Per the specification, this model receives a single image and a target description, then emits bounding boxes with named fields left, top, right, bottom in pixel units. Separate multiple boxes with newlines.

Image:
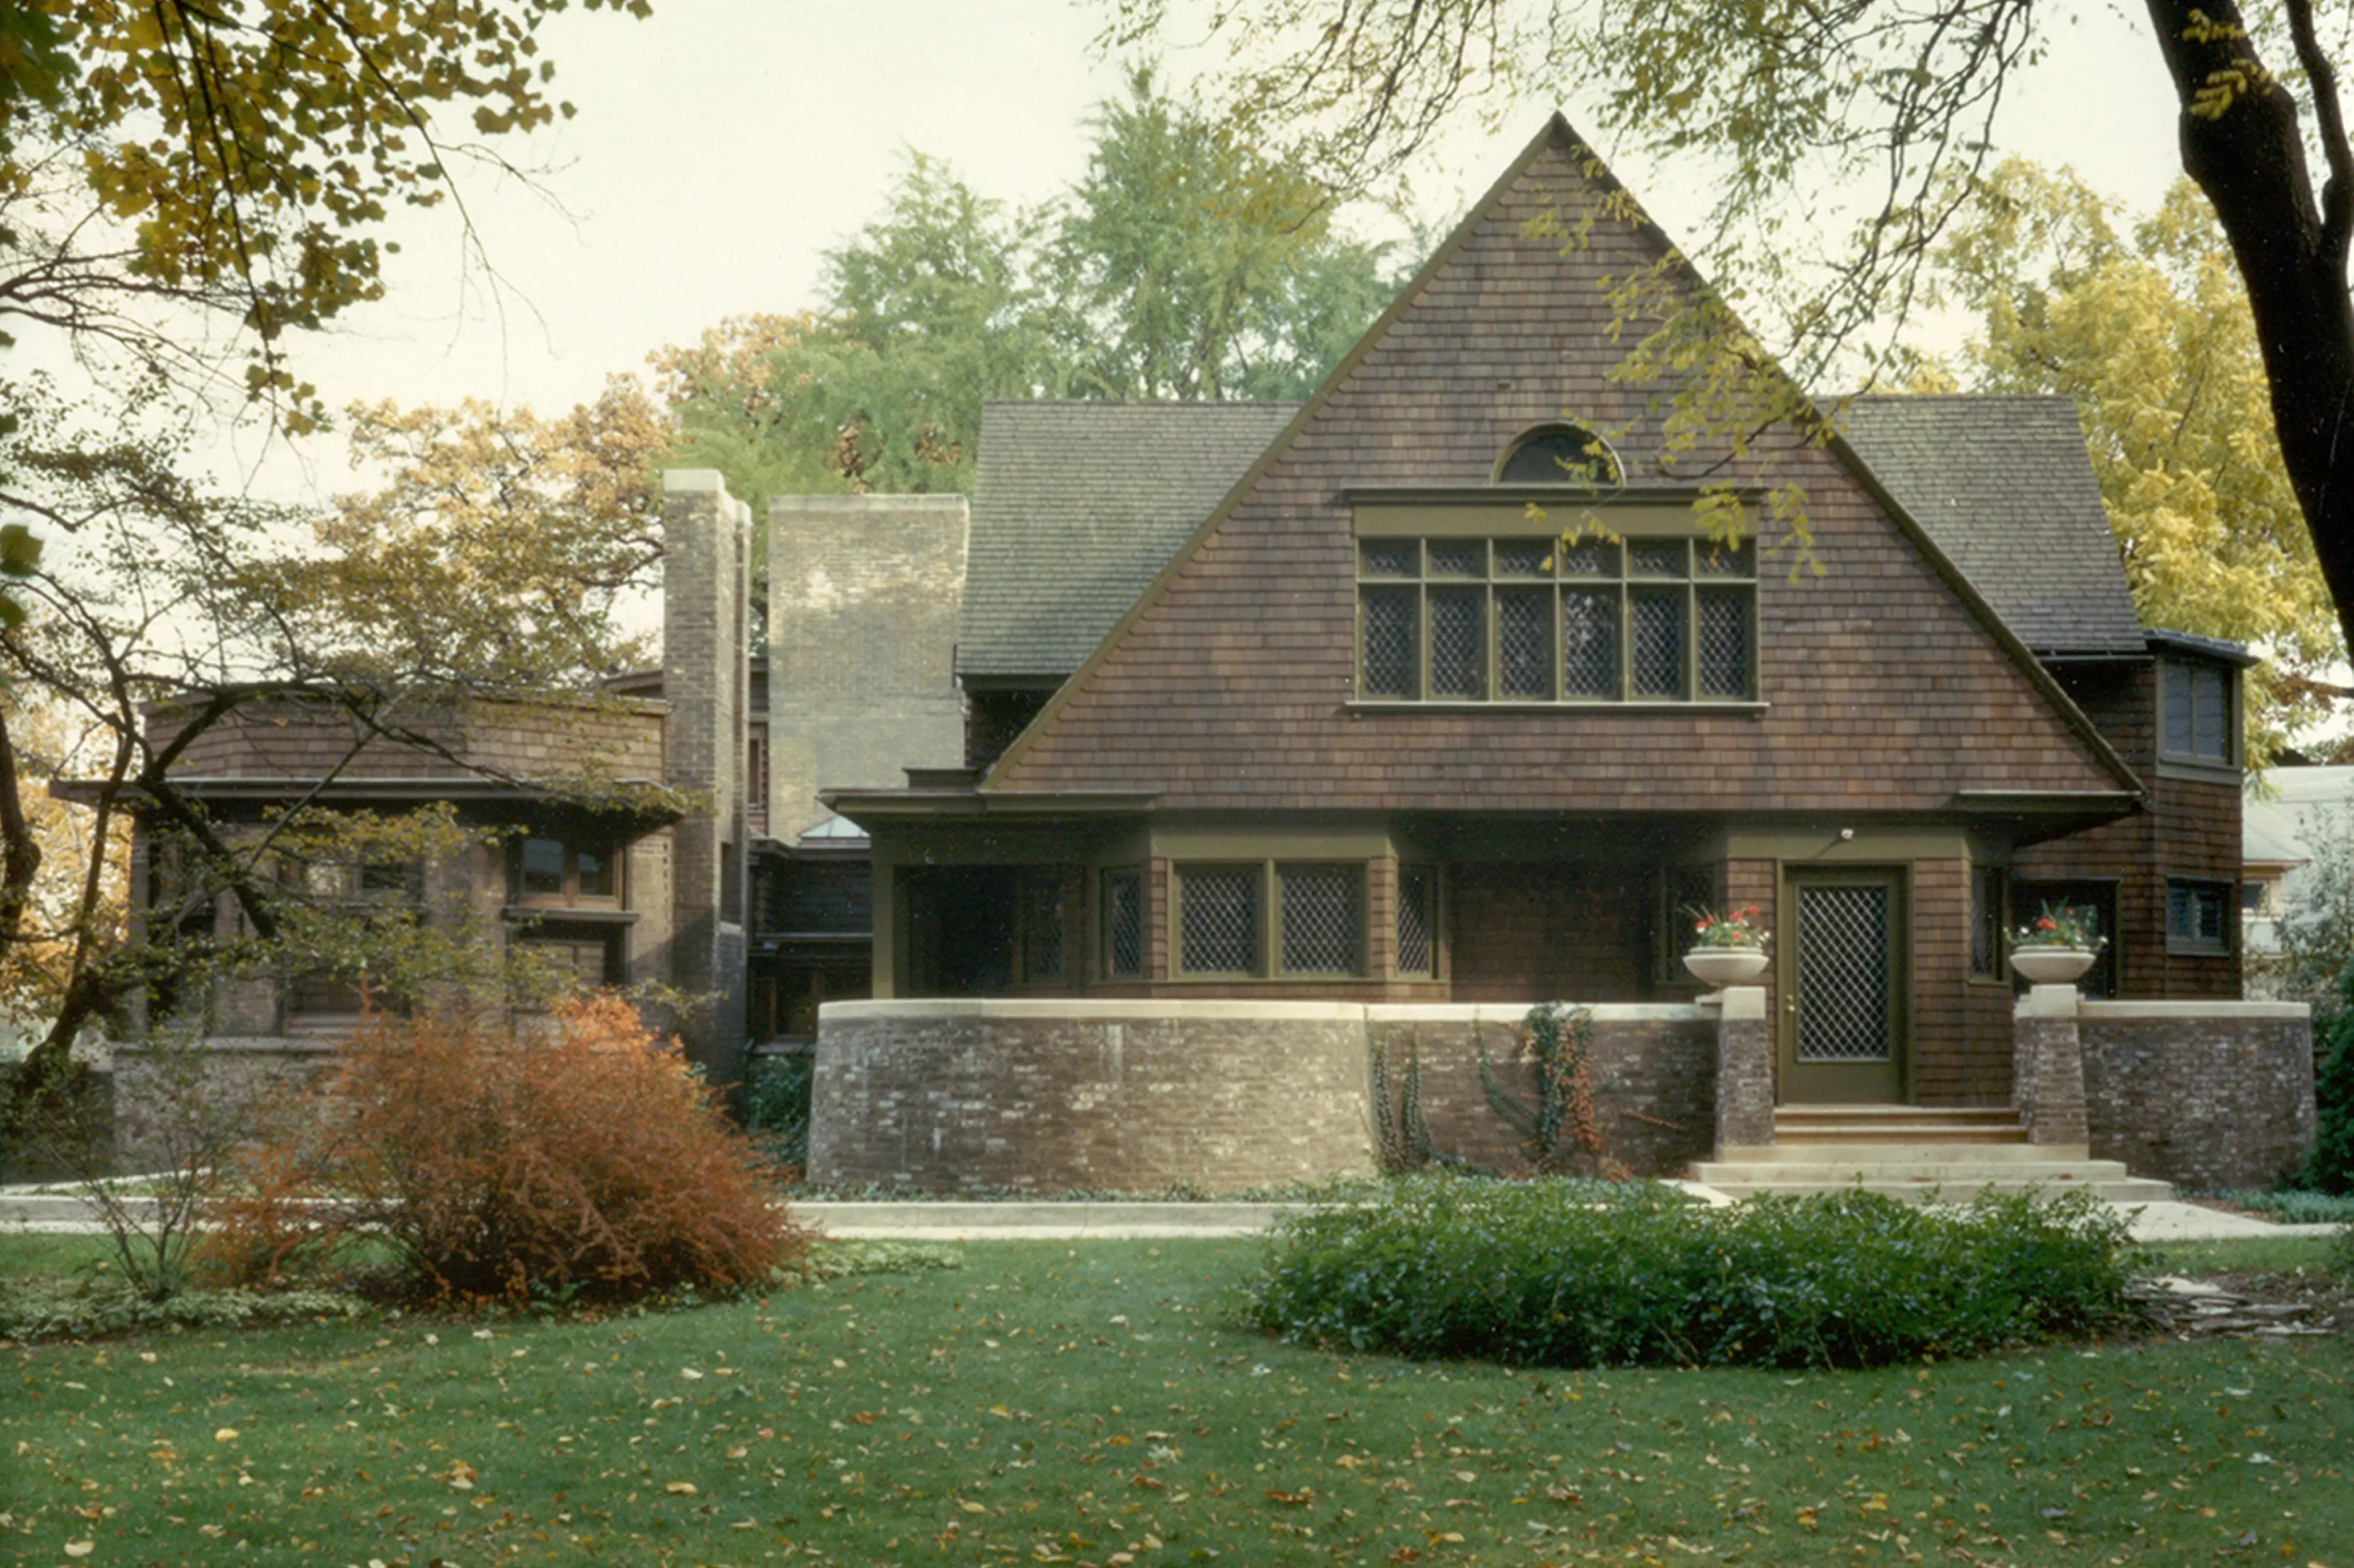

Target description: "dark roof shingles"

left=1839, top=394, right=2146, bottom=655
left=957, top=400, right=1302, bottom=678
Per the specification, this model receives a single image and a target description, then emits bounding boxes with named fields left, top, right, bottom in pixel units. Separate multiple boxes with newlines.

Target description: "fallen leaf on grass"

left=64, top=1544, right=93, bottom=1560
left=666, top=1482, right=697, bottom=1495
left=1266, top=1489, right=1313, bottom=1506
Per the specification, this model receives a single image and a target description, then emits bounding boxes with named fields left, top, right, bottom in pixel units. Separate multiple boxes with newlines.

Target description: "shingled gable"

left=959, top=400, right=1302, bottom=681
left=974, top=115, right=2136, bottom=811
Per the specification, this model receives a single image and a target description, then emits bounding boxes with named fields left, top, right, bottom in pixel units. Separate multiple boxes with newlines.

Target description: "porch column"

left=1714, top=986, right=1774, bottom=1154
left=2013, top=984, right=2090, bottom=1146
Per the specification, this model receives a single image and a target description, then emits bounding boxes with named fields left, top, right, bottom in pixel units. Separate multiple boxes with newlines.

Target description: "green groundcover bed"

left=2, top=1223, right=2350, bottom=1566
left=1246, top=1178, right=2140, bottom=1370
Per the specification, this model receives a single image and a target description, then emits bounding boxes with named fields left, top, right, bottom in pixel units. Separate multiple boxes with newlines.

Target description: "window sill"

left=503, top=905, right=639, bottom=924
left=2155, top=757, right=2242, bottom=786
left=1346, top=700, right=1769, bottom=717
left=2164, top=942, right=2231, bottom=958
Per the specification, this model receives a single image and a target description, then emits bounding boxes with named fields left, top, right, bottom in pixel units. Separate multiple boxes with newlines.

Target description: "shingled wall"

left=984, top=122, right=2131, bottom=822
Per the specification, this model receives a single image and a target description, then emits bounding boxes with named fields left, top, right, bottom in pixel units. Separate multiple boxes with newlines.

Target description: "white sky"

left=223, top=0, right=2192, bottom=502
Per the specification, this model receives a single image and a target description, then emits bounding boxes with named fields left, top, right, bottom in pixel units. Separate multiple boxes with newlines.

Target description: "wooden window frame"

left=1968, top=863, right=2007, bottom=981
left=2156, top=657, right=2238, bottom=775
left=1099, top=866, right=1146, bottom=980
left=2166, top=877, right=2233, bottom=956
left=1169, top=860, right=1371, bottom=981
left=1355, top=535, right=1757, bottom=704
left=513, top=834, right=624, bottom=911
left=1395, top=862, right=1443, bottom=980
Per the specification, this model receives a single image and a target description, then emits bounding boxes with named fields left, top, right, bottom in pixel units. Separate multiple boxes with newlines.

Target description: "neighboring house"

left=806, top=115, right=2301, bottom=1192
left=2242, top=764, right=2354, bottom=960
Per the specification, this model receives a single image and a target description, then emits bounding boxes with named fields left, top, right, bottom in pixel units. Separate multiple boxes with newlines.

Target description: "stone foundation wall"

left=809, top=998, right=1715, bottom=1193
left=110, top=1038, right=340, bottom=1170
left=2078, top=1001, right=2313, bottom=1189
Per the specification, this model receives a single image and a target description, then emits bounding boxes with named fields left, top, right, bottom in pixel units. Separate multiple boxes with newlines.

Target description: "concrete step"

left=1691, top=1177, right=2178, bottom=1203
left=1719, top=1140, right=2084, bottom=1165
left=1773, top=1105, right=2029, bottom=1144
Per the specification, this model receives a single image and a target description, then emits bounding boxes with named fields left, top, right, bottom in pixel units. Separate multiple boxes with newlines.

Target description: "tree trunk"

left=2144, top=0, right=2354, bottom=654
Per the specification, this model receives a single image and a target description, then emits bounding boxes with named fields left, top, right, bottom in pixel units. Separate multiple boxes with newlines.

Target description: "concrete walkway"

left=3, top=1184, right=2339, bottom=1244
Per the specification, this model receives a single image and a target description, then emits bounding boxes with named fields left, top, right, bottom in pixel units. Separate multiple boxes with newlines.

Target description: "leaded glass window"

left=1279, top=864, right=1362, bottom=975
left=1355, top=531, right=1755, bottom=703
left=1178, top=865, right=1260, bottom=975
left=1102, top=868, right=1143, bottom=979
left=1020, top=875, right=1065, bottom=983
left=1397, top=863, right=1437, bottom=977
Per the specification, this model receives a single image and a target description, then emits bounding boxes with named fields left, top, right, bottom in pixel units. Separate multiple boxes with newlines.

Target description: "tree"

left=656, top=76, right=1414, bottom=502
left=0, top=1, right=650, bottom=1099
left=1096, top=0, right=2354, bottom=653
left=1047, top=70, right=1391, bottom=400
left=1917, top=159, right=2341, bottom=761
left=2, top=0, right=649, bottom=424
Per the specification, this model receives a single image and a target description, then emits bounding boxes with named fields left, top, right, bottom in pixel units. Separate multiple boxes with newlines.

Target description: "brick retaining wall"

left=2078, top=1001, right=2314, bottom=1190
left=809, top=999, right=1715, bottom=1192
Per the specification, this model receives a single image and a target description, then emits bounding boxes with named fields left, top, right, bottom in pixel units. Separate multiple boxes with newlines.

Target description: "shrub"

left=741, top=1048, right=815, bottom=1174
left=2305, top=976, right=2354, bottom=1193
left=202, top=997, right=805, bottom=1304
left=1246, top=1175, right=2133, bottom=1369
left=0, top=1277, right=365, bottom=1343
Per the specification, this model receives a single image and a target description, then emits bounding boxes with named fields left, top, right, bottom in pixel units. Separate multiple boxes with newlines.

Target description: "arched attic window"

left=1495, top=422, right=1620, bottom=486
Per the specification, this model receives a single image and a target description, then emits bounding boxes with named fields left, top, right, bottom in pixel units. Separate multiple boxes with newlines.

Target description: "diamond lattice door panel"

left=1782, top=871, right=1906, bottom=1103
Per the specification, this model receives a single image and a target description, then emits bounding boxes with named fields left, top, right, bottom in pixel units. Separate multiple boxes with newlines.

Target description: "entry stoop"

left=1690, top=1105, right=2175, bottom=1202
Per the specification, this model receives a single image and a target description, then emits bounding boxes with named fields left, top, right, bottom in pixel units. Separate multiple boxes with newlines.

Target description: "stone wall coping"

left=2015, top=983, right=2083, bottom=1020
left=1717, top=985, right=1767, bottom=1021
left=2081, top=1000, right=2310, bottom=1023
left=825, top=999, right=1708, bottom=1025
left=112, top=1036, right=343, bottom=1059
left=1368, top=1003, right=1708, bottom=1024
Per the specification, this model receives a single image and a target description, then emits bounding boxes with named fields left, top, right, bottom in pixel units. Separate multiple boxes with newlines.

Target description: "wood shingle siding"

left=983, top=122, right=2132, bottom=816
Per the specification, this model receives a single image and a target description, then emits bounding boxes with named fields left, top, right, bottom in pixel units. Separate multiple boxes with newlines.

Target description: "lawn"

left=1, top=1235, right=2349, bottom=1566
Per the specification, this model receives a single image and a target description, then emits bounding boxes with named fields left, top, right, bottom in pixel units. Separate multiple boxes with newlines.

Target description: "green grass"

left=1, top=1237, right=2350, bottom=1566
left=2132, top=1236, right=2344, bottom=1277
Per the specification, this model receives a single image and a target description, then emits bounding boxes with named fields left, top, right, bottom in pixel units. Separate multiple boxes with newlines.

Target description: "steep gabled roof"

left=1839, top=394, right=2146, bottom=656
left=968, top=116, right=2141, bottom=809
left=958, top=400, right=1302, bottom=679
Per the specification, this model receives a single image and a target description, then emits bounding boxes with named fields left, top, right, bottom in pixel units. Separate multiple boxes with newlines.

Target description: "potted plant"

left=1683, top=904, right=1770, bottom=986
left=2008, top=903, right=2105, bottom=984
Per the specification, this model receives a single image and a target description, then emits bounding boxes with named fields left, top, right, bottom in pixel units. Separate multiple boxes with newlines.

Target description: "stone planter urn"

left=1684, top=945, right=1769, bottom=986
left=2009, top=946, right=2096, bottom=985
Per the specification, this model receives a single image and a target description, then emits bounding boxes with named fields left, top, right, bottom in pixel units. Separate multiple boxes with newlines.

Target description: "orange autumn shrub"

left=203, top=997, right=803, bottom=1303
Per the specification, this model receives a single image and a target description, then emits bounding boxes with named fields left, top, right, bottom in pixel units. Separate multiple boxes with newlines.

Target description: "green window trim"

left=1395, top=863, right=1442, bottom=978
left=1968, top=863, right=2006, bottom=980
left=1170, top=860, right=1372, bottom=980
left=2165, top=877, right=2233, bottom=956
left=1357, top=535, right=1757, bottom=703
left=2157, top=657, right=2238, bottom=772
left=1099, top=866, right=1145, bottom=980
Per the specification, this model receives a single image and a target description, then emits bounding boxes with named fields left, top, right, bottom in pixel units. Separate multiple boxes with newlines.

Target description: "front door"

left=1779, top=868, right=1907, bottom=1103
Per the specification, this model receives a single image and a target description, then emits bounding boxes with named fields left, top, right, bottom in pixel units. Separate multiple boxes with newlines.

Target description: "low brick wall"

left=111, top=1037, right=341, bottom=1171
left=1365, top=1005, right=1715, bottom=1176
left=2078, top=1001, right=2314, bottom=1190
left=809, top=999, right=1715, bottom=1193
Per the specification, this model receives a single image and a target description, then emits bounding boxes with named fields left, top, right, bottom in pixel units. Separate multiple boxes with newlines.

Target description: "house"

left=73, top=115, right=2309, bottom=1193
left=801, top=116, right=2308, bottom=1193
left=2240, top=763, right=2354, bottom=971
